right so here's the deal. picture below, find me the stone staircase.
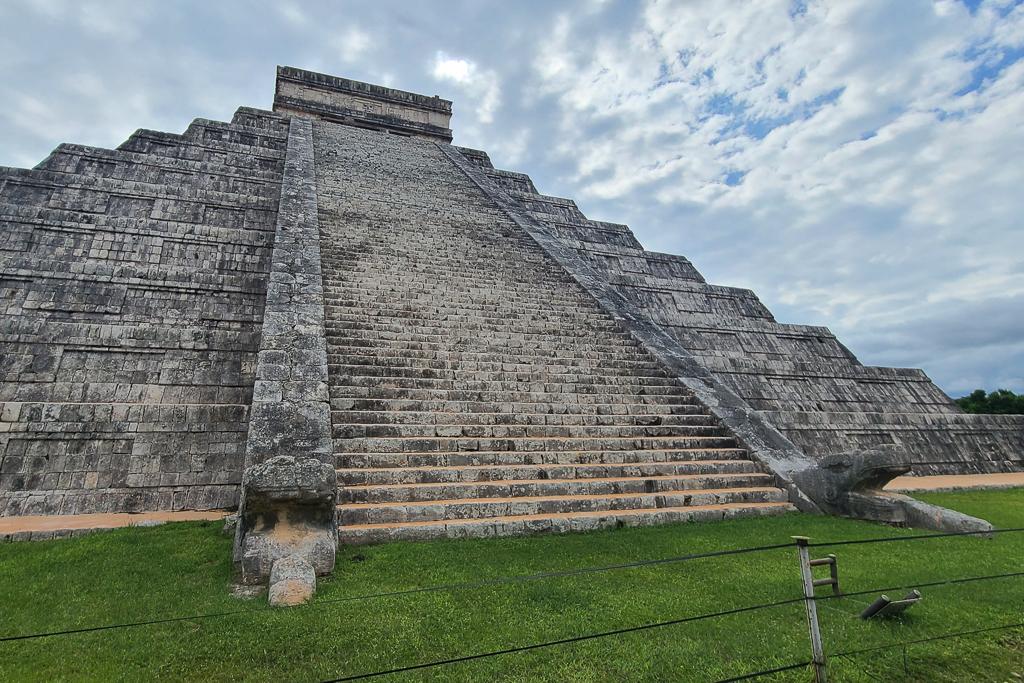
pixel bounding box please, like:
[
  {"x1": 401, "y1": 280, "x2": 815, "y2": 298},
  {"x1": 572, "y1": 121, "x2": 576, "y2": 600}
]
[{"x1": 314, "y1": 123, "x2": 794, "y2": 544}]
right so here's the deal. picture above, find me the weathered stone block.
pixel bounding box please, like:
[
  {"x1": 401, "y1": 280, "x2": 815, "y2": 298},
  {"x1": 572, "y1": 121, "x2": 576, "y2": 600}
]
[
  {"x1": 268, "y1": 554, "x2": 316, "y2": 606},
  {"x1": 234, "y1": 455, "x2": 337, "y2": 584}
]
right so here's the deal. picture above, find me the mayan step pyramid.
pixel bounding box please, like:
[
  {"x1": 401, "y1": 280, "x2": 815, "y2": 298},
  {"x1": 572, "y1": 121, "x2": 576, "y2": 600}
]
[{"x1": 0, "y1": 67, "x2": 1020, "y2": 546}]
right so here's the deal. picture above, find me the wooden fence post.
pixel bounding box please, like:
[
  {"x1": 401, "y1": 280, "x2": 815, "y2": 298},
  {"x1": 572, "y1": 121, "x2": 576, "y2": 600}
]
[{"x1": 794, "y1": 536, "x2": 828, "y2": 683}]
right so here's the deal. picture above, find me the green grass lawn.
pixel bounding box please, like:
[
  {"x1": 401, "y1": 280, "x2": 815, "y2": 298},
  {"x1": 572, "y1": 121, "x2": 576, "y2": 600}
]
[{"x1": 1, "y1": 489, "x2": 1022, "y2": 682}]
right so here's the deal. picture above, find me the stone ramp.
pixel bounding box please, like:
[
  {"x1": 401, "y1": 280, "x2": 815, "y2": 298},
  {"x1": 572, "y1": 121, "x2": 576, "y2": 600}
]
[{"x1": 312, "y1": 123, "x2": 793, "y2": 544}]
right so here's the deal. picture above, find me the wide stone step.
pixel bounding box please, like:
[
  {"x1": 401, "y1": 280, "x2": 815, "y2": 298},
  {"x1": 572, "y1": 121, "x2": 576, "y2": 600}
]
[
  {"x1": 326, "y1": 303, "x2": 608, "y2": 322},
  {"x1": 337, "y1": 446, "x2": 748, "y2": 468},
  {"x1": 325, "y1": 337, "x2": 655, "y2": 360},
  {"x1": 319, "y1": 277, "x2": 592, "y2": 291},
  {"x1": 337, "y1": 501, "x2": 794, "y2": 544},
  {"x1": 330, "y1": 409, "x2": 709, "y2": 426},
  {"x1": 320, "y1": 255, "x2": 577, "y2": 273},
  {"x1": 323, "y1": 319, "x2": 633, "y2": 339},
  {"x1": 326, "y1": 341, "x2": 651, "y2": 362},
  {"x1": 323, "y1": 307, "x2": 621, "y2": 326},
  {"x1": 334, "y1": 434, "x2": 733, "y2": 454},
  {"x1": 320, "y1": 267, "x2": 580, "y2": 287},
  {"x1": 341, "y1": 472, "x2": 776, "y2": 503},
  {"x1": 325, "y1": 310, "x2": 624, "y2": 327},
  {"x1": 321, "y1": 245, "x2": 555, "y2": 259},
  {"x1": 338, "y1": 487, "x2": 790, "y2": 525},
  {"x1": 321, "y1": 283, "x2": 597, "y2": 303},
  {"x1": 322, "y1": 303, "x2": 619, "y2": 324},
  {"x1": 337, "y1": 458, "x2": 763, "y2": 486},
  {"x1": 327, "y1": 354, "x2": 668, "y2": 374},
  {"x1": 326, "y1": 347, "x2": 659, "y2": 365},
  {"x1": 326, "y1": 323, "x2": 627, "y2": 342},
  {"x1": 320, "y1": 265, "x2": 580, "y2": 279},
  {"x1": 326, "y1": 361, "x2": 670, "y2": 380},
  {"x1": 327, "y1": 373, "x2": 683, "y2": 392},
  {"x1": 325, "y1": 328, "x2": 640, "y2": 350},
  {"x1": 330, "y1": 387, "x2": 700, "y2": 404},
  {"x1": 331, "y1": 423, "x2": 725, "y2": 440},
  {"x1": 320, "y1": 288, "x2": 596, "y2": 309},
  {"x1": 327, "y1": 361, "x2": 677, "y2": 382},
  {"x1": 330, "y1": 398, "x2": 703, "y2": 415}
]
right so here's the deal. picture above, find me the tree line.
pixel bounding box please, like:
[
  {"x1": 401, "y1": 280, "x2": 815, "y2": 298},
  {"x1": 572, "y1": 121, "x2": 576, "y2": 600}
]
[{"x1": 955, "y1": 389, "x2": 1024, "y2": 415}]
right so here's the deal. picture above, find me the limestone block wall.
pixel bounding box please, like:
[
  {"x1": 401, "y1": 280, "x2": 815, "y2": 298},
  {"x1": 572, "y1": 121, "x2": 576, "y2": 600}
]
[
  {"x1": 0, "y1": 108, "x2": 287, "y2": 515},
  {"x1": 457, "y1": 147, "x2": 1024, "y2": 475}
]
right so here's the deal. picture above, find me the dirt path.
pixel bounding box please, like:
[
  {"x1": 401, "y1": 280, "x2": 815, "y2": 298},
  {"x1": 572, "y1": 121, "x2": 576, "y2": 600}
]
[
  {"x1": 885, "y1": 472, "x2": 1024, "y2": 492},
  {"x1": 0, "y1": 510, "x2": 228, "y2": 540}
]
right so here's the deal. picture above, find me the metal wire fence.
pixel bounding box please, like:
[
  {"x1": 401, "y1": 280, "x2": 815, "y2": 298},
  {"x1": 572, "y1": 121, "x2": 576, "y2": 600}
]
[{"x1": 1, "y1": 525, "x2": 1022, "y2": 681}]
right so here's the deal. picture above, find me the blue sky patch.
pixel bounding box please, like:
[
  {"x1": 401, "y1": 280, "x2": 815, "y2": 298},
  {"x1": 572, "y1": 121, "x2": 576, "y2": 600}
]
[
  {"x1": 956, "y1": 46, "x2": 1024, "y2": 97},
  {"x1": 723, "y1": 170, "x2": 747, "y2": 186}
]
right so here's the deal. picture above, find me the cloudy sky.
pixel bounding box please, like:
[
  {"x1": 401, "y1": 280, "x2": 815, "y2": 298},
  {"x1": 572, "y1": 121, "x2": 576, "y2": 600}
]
[{"x1": 2, "y1": 0, "x2": 1022, "y2": 395}]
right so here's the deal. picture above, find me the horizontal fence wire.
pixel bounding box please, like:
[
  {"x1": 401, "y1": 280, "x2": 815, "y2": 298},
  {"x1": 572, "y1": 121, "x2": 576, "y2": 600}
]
[
  {"x1": 2, "y1": 528, "x2": 1020, "y2": 652},
  {"x1": 712, "y1": 660, "x2": 813, "y2": 682},
  {"x1": 815, "y1": 570, "x2": 1024, "y2": 602},
  {"x1": 0, "y1": 607, "x2": 262, "y2": 644},
  {"x1": 832, "y1": 621, "x2": 1024, "y2": 659},
  {"x1": 321, "y1": 597, "x2": 807, "y2": 682},
  {"x1": 0, "y1": 541, "x2": 795, "y2": 644},
  {"x1": 808, "y1": 526, "x2": 1024, "y2": 548}
]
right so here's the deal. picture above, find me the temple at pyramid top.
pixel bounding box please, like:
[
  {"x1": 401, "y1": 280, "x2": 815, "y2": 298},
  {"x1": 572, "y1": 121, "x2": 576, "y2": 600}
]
[{"x1": 273, "y1": 66, "x2": 454, "y2": 141}]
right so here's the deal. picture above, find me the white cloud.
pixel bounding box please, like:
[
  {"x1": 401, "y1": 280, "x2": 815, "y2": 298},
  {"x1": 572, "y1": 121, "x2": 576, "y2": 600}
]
[
  {"x1": 335, "y1": 27, "x2": 371, "y2": 62},
  {"x1": 528, "y1": 0, "x2": 1024, "y2": 392},
  {"x1": 433, "y1": 55, "x2": 475, "y2": 83},
  {"x1": 276, "y1": 3, "x2": 308, "y2": 27},
  {"x1": 489, "y1": 128, "x2": 531, "y2": 166},
  {"x1": 430, "y1": 52, "x2": 502, "y2": 123}
]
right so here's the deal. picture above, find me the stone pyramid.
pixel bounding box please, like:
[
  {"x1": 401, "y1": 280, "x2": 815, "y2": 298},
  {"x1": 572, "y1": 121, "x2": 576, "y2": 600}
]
[{"x1": 1, "y1": 67, "x2": 1020, "y2": 548}]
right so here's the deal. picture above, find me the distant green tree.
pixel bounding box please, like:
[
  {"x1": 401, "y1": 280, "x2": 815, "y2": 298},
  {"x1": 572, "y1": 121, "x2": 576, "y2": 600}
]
[{"x1": 955, "y1": 389, "x2": 1024, "y2": 414}]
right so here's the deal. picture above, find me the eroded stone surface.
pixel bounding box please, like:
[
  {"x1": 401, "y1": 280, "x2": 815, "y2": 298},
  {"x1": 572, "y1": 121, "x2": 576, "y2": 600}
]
[
  {"x1": 236, "y1": 455, "x2": 337, "y2": 584},
  {"x1": 268, "y1": 553, "x2": 316, "y2": 606},
  {"x1": 791, "y1": 446, "x2": 991, "y2": 532}
]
